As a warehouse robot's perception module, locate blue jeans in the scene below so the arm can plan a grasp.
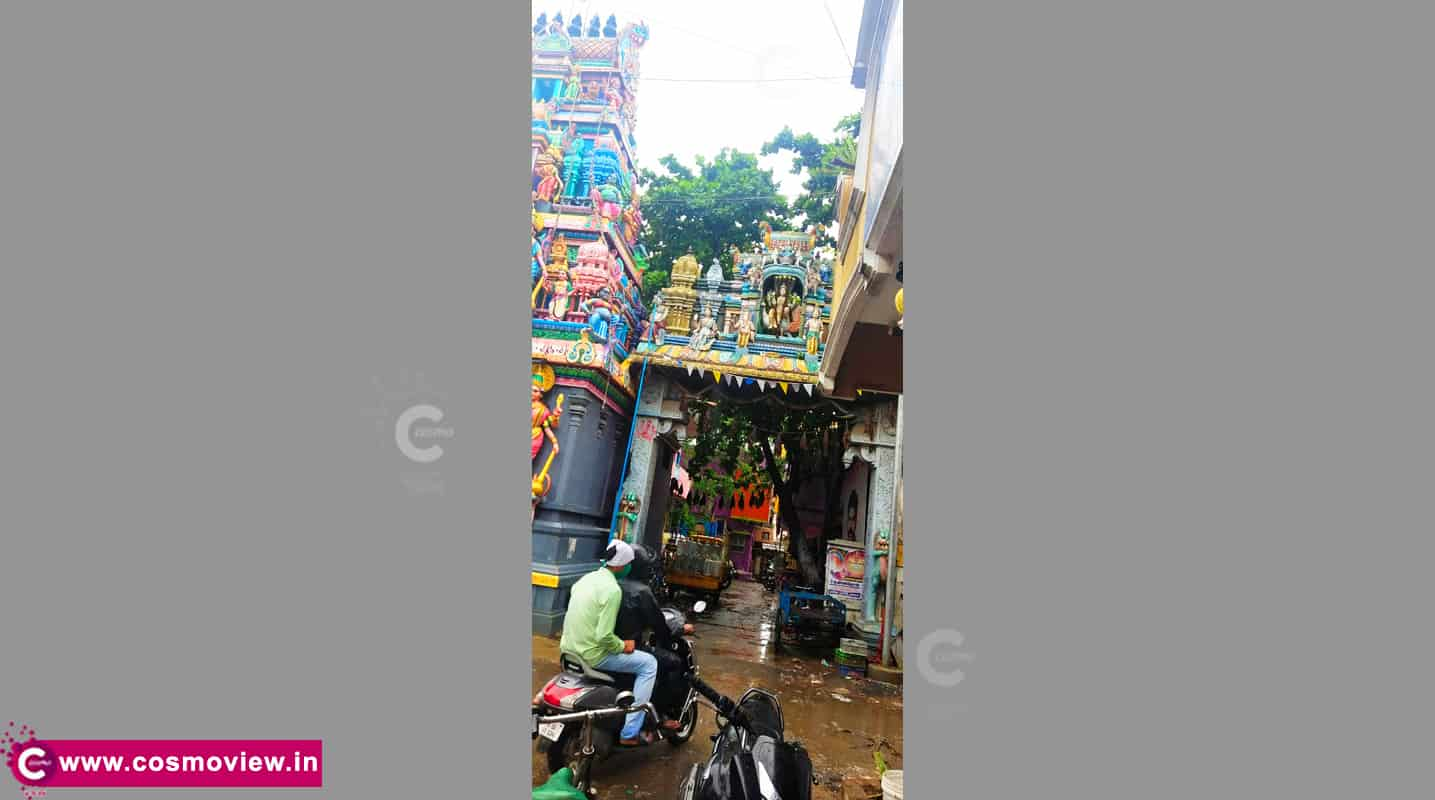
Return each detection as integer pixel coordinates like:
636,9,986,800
597,649,657,739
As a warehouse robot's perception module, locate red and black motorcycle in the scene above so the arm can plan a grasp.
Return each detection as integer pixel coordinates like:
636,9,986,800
532,601,706,794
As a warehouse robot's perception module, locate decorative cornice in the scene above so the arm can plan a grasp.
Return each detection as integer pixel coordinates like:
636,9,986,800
635,342,820,385
549,363,635,413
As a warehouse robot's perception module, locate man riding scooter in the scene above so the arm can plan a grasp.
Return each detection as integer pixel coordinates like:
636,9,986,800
559,539,684,745
617,544,694,683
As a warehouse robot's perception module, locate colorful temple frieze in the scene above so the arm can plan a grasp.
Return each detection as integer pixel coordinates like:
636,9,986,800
634,233,836,390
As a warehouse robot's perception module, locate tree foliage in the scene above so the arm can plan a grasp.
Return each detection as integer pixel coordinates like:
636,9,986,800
636,150,788,304
679,394,855,585
760,112,861,244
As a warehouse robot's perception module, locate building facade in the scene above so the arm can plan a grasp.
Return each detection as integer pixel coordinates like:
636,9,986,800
820,0,905,667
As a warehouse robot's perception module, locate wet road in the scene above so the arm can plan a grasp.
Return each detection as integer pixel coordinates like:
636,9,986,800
532,578,902,799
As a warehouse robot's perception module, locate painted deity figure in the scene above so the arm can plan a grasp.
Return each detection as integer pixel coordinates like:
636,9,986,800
531,232,545,283
590,175,622,229
735,303,756,350
689,306,718,351
548,274,573,320
534,163,563,203
784,287,804,335
557,64,581,102
531,380,562,462
805,259,822,299
620,196,644,246
615,494,640,543
765,284,789,332
804,307,823,355
561,136,587,200
603,77,623,116
580,289,618,344
645,297,668,345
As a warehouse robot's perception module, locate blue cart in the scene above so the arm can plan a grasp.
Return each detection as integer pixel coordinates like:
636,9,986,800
773,578,848,652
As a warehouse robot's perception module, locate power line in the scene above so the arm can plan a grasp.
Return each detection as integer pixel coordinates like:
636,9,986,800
823,0,856,71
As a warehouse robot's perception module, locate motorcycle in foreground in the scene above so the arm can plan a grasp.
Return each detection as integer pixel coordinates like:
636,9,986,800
677,676,814,800
533,601,707,794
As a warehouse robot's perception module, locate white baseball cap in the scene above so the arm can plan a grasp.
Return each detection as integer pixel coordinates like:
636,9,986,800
603,539,635,568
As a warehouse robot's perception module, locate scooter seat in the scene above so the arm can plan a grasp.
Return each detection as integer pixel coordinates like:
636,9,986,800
559,651,616,684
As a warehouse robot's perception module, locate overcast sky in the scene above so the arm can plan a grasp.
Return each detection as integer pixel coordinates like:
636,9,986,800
535,0,867,201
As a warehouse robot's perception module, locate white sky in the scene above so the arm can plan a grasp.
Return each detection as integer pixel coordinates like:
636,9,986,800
535,0,867,201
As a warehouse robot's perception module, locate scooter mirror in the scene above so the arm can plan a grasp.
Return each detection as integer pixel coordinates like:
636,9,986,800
615,691,636,709
692,600,708,614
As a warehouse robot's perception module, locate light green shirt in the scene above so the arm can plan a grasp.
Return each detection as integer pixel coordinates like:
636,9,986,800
559,567,625,665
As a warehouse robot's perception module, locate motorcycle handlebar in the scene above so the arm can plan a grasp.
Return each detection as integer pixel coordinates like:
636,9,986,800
687,675,746,730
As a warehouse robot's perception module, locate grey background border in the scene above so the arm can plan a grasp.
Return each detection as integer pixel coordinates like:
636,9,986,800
2,2,531,798
912,2,1435,797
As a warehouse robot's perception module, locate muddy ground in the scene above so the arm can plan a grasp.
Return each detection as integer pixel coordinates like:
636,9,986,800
532,578,902,799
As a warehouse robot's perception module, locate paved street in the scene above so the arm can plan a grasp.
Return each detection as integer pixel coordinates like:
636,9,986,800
532,578,902,799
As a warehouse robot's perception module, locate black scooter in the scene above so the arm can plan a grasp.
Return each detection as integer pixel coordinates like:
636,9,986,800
533,601,707,794
677,677,814,800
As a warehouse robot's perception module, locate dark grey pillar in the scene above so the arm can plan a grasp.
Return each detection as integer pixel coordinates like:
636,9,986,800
531,382,631,635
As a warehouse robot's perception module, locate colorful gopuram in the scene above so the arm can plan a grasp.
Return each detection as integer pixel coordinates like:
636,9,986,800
530,12,651,634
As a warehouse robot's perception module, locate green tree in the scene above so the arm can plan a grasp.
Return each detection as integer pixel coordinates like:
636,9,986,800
760,112,861,244
682,394,855,586
636,150,789,304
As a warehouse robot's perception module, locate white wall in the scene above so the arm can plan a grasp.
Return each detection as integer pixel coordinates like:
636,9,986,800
862,0,903,246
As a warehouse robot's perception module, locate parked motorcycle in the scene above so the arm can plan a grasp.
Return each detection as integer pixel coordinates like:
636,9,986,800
676,677,814,800
757,559,777,593
533,601,708,794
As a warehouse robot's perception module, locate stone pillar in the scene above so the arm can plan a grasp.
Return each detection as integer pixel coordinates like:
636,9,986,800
617,372,687,550
843,398,900,634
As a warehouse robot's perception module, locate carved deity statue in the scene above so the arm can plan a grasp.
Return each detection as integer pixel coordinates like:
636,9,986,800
531,232,545,283
804,307,823,355
645,297,669,345
615,494,641,543
689,305,718,351
532,380,562,463
548,274,573,319
620,195,644,246
561,135,587,199
735,302,756,350
559,64,581,101
580,289,618,344
531,370,565,505
534,163,563,203
590,175,622,229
